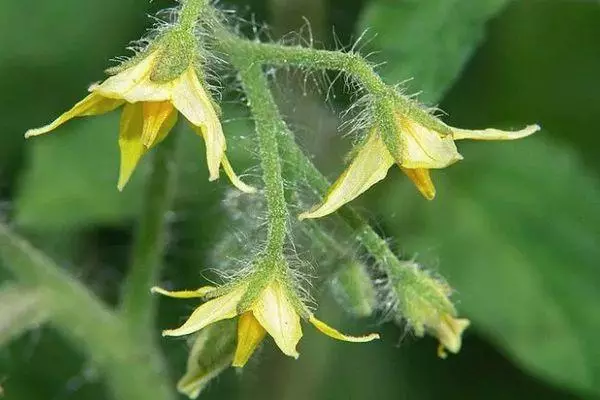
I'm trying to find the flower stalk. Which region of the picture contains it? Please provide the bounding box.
[120,131,179,340]
[235,61,288,259]
[179,0,209,32]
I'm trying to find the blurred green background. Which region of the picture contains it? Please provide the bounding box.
[1,0,599,399]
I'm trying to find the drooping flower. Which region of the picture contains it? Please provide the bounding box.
[152,277,379,367]
[299,114,539,219]
[25,50,254,193]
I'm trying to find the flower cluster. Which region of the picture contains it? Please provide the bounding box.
[22,0,541,397]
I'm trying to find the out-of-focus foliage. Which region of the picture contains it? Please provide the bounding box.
[15,114,144,230]
[1,0,599,400]
[359,0,511,103]
[381,137,600,395]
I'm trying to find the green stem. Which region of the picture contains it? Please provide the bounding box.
[179,0,208,31]
[0,224,175,400]
[235,62,288,258]
[218,28,424,289]
[120,133,179,341]
[214,28,452,139]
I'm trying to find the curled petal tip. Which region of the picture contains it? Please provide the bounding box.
[297,212,309,221]
[529,124,542,133]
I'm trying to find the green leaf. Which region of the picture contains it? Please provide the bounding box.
[380,136,600,395]
[358,0,511,104]
[15,111,145,230]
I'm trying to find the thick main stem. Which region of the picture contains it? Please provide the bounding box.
[120,133,178,340]
[0,224,175,400]
[236,62,288,258]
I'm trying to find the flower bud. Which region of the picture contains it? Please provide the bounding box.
[176,319,237,399]
[386,260,469,357]
[330,260,377,318]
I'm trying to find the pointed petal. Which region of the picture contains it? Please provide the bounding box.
[118,103,148,191]
[221,156,257,193]
[400,167,436,200]
[192,125,226,182]
[151,286,216,298]
[174,69,225,182]
[452,124,540,141]
[162,286,246,337]
[141,101,177,148]
[25,93,122,138]
[92,52,172,102]
[398,117,463,169]
[172,67,219,128]
[251,281,302,359]
[299,131,394,220]
[309,315,380,342]
[432,315,471,358]
[232,312,267,367]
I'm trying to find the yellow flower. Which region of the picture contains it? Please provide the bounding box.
[299,115,539,219]
[152,279,380,367]
[25,51,254,193]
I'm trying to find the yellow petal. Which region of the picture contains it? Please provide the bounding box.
[175,68,225,182]
[91,52,172,102]
[171,67,220,128]
[400,167,436,200]
[452,124,540,141]
[117,101,179,190]
[431,315,470,358]
[309,315,380,342]
[118,103,147,191]
[299,131,394,220]
[232,312,267,367]
[151,286,216,298]
[162,286,246,337]
[221,155,257,193]
[25,93,122,138]
[141,101,178,148]
[398,116,463,169]
[251,281,302,359]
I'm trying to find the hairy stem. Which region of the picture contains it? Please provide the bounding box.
[218,27,430,294]
[236,61,288,259]
[0,224,175,400]
[179,0,209,31]
[120,133,178,339]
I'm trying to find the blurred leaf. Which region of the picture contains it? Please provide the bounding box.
[0,1,150,65]
[358,0,511,104]
[14,111,144,230]
[381,136,600,395]
[0,284,48,347]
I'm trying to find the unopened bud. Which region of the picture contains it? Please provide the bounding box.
[177,319,237,399]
